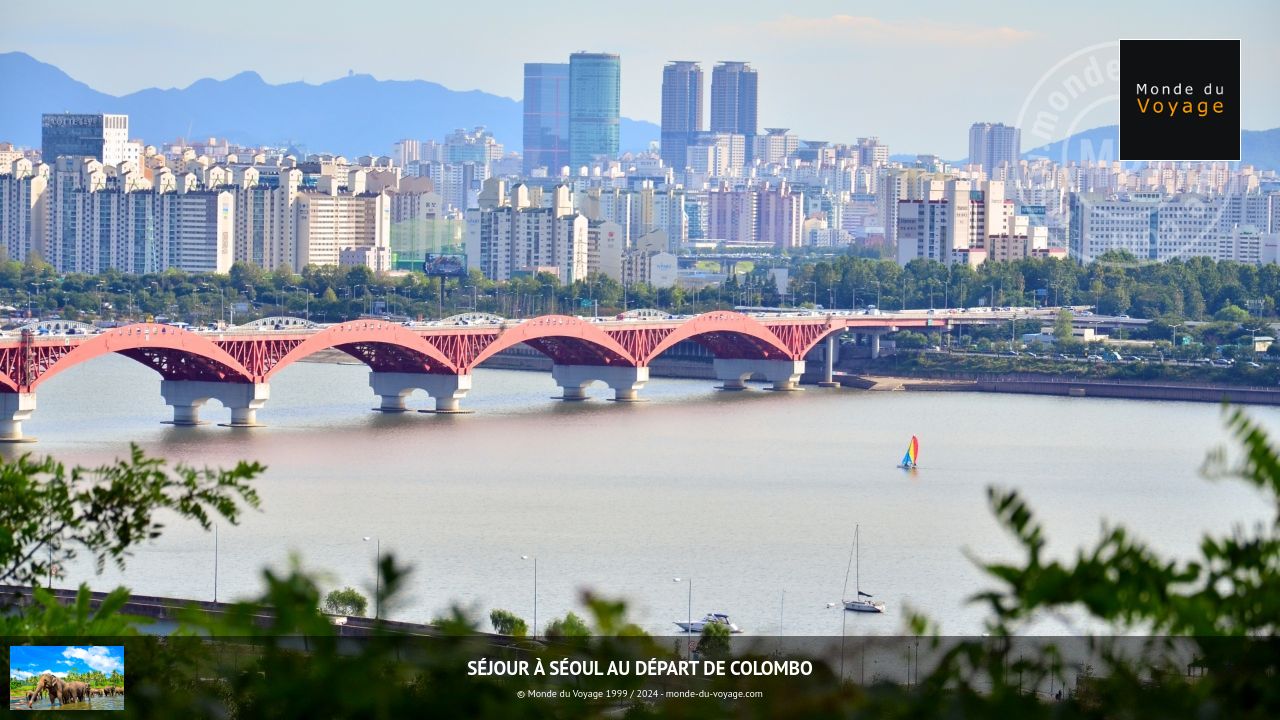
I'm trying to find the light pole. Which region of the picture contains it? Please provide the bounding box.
[673,577,692,657]
[521,555,537,639]
[807,281,817,309]
[363,536,380,619]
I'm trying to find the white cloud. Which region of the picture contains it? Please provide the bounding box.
[13,669,69,679]
[61,646,122,674]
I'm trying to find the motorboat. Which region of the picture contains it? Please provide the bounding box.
[674,613,743,633]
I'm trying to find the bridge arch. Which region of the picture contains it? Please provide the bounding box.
[467,315,637,370]
[261,319,461,379]
[638,311,793,364]
[19,323,254,392]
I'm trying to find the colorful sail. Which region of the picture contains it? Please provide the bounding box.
[901,435,919,467]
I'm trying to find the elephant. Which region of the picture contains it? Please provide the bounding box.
[114,685,125,696]
[65,681,90,703]
[28,673,68,707]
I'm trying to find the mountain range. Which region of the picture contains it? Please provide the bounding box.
[0,52,659,156]
[1022,125,1280,171]
[2,52,1276,170]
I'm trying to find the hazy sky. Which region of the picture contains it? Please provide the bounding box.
[4,0,1277,156]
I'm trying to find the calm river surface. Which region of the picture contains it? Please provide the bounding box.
[7,354,1275,636]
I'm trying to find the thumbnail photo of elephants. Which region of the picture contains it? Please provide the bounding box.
[9,645,124,711]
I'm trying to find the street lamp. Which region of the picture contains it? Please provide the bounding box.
[363,536,381,619]
[521,555,538,639]
[673,577,692,657]
[807,281,817,309]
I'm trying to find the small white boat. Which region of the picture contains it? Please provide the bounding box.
[674,613,743,633]
[842,524,886,614]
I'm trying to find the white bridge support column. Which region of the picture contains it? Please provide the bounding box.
[551,364,649,402]
[369,372,473,413]
[818,335,840,387]
[0,392,37,442]
[870,332,883,359]
[714,358,806,392]
[160,380,270,427]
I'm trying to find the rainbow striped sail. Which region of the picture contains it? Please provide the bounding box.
[900,435,919,468]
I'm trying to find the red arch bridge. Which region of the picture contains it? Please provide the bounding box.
[0,308,981,441]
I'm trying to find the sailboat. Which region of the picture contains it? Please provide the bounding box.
[899,435,919,469]
[842,524,886,614]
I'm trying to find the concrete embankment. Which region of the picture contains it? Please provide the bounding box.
[300,349,1280,405]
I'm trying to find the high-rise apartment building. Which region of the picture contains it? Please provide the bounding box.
[523,63,571,175]
[968,122,1021,175]
[1068,191,1272,263]
[294,188,391,271]
[896,179,1055,266]
[660,61,703,172]
[41,113,130,166]
[710,62,758,165]
[568,52,621,169]
[465,180,587,283]
[0,159,49,263]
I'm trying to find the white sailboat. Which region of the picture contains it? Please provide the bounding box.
[842,524,885,614]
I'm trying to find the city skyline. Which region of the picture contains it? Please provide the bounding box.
[4,1,1277,158]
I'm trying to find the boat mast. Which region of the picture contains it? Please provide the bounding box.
[855,524,861,596]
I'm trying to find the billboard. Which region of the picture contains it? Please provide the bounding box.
[423,253,468,278]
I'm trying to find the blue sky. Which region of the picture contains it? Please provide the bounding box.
[9,646,124,681]
[2,0,1277,156]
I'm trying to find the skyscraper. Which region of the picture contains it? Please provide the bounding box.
[968,123,1021,175]
[568,52,621,169]
[660,61,703,172]
[710,62,758,164]
[41,113,130,165]
[523,63,570,175]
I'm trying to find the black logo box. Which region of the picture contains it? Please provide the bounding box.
[1119,39,1240,161]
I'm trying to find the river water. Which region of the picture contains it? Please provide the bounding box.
[7,354,1274,637]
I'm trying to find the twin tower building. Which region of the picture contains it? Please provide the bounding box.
[522,55,758,177]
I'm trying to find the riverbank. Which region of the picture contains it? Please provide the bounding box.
[298,347,1280,405]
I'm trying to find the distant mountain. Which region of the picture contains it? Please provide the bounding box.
[0,52,659,156]
[1023,124,1280,171]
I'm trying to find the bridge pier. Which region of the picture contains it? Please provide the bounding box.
[714,358,805,391]
[551,364,649,401]
[369,372,473,413]
[160,380,270,427]
[0,392,37,442]
[818,335,839,387]
[870,332,882,359]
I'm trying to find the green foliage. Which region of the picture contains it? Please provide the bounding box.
[1214,303,1250,323]
[0,444,263,588]
[1053,308,1074,341]
[322,587,369,617]
[488,608,528,637]
[696,621,731,659]
[544,611,590,639]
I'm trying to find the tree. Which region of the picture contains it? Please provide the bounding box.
[1053,308,1074,342]
[1213,303,1249,323]
[0,445,262,588]
[488,609,528,637]
[321,587,369,617]
[543,611,590,638]
[697,620,731,659]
